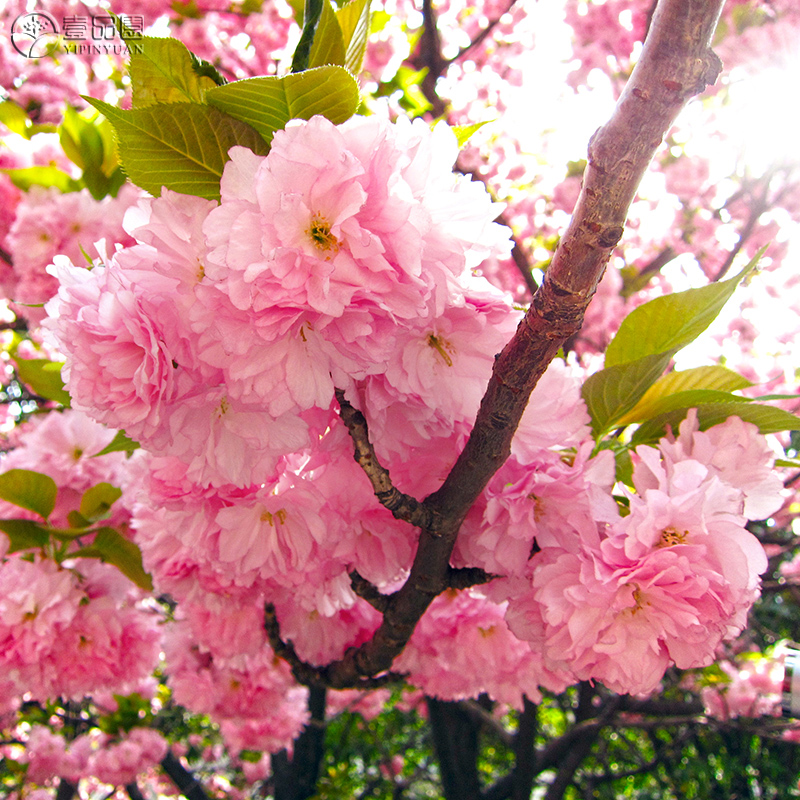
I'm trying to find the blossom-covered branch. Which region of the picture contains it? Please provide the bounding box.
[316,0,726,688]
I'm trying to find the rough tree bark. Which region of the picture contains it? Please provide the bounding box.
[265,0,727,690]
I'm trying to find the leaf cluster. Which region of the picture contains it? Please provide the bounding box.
[83,3,369,200]
[582,248,800,483]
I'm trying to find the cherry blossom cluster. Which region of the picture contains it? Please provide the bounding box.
[34,112,782,734]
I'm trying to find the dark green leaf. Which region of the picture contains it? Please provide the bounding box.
[292,0,326,72]
[0,518,50,552]
[79,483,123,521]
[92,430,140,457]
[85,527,153,590]
[67,510,91,529]
[581,351,674,436]
[0,469,57,519]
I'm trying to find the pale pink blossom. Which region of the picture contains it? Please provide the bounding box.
[657,410,786,521]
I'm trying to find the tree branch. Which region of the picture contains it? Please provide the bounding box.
[160,750,211,800]
[335,388,437,531]
[270,0,726,690]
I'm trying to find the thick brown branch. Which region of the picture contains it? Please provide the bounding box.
[350,570,391,612]
[272,0,726,689]
[446,566,498,590]
[264,604,405,689]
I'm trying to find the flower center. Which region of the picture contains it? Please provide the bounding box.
[307,214,339,252]
[659,526,689,547]
[260,508,287,526]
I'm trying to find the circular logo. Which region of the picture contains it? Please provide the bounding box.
[11,12,61,59]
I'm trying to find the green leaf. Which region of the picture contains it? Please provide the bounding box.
[775,457,800,469]
[205,66,360,145]
[630,403,800,446]
[1,166,82,193]
[581,351,674,437]
[622,388,758,422]
[615,365,752,425]
[0,99,34,137]
[59,106,102,172]
[84,98,270,200]
[79,483,123,521]
[92,430,140,457]
[604,250,763,368]
[67,510,91,529]
[0,518,50,552]
[0,469,57,519]
[89,527,153,590]
[12,357,71,406]
[308,0,347,69]
[336,0,372,74]
[450,120,490,148]
[285,0,305,22]
[59,107,125,200]
[129,34,220,107]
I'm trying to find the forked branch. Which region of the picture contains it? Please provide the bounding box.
[277,0,726,689]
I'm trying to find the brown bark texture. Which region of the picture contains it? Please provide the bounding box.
[265,0,726,689]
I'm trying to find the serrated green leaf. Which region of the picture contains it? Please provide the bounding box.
[604,249,763,367]
[12,357,71,406]
[616,366,752,425]
[1,166,82,193]
[129,35,219,107]
[0,518,50,552]
[450,120,490,148]
[336,0,371,74]
[80,483,123,521]
[92,430,140,457]
[84,98,269,200]
[0,469,57,519]
[630,403,800,446]
[205,66,359,145]
[581,351,674,437]
[308,0,347,68]
[90,527,153,590]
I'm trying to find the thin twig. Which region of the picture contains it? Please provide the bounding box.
[335,389,438,531]
[447,0,519,66]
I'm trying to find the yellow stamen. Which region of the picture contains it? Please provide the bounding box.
[658,526,689,547]
[307,214,339,252]
[426,333,454,367]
